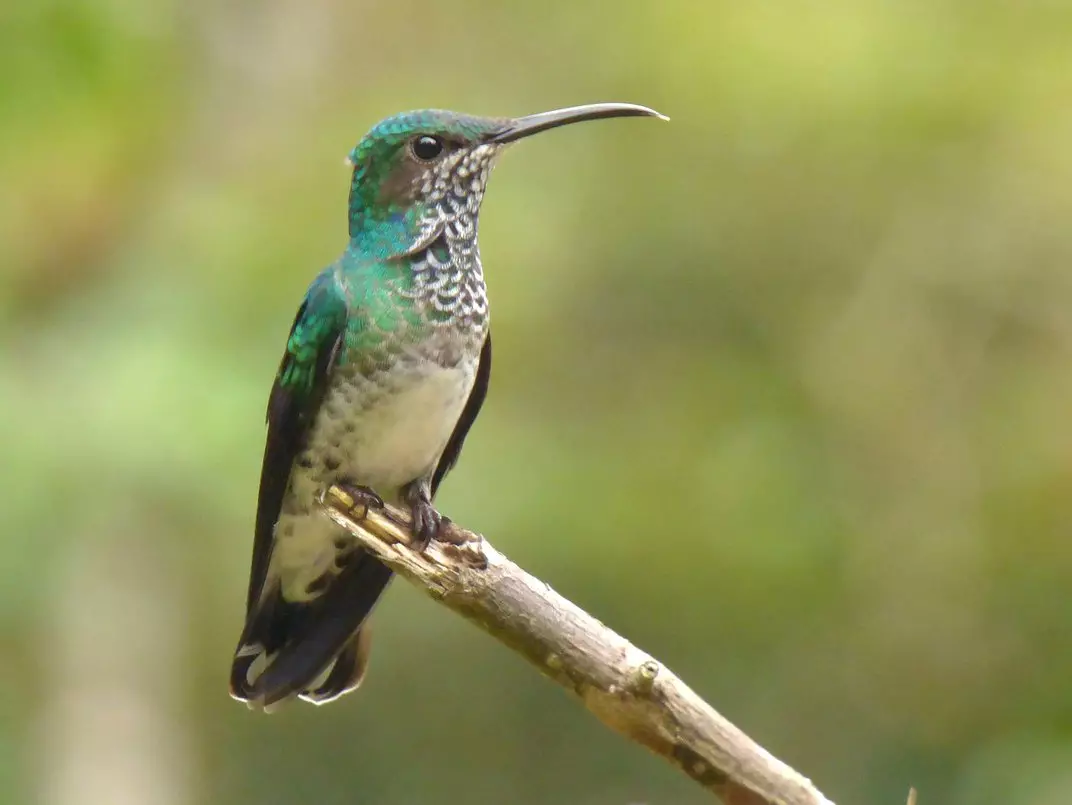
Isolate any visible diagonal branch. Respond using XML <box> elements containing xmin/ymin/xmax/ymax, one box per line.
<box><xmin>321</xmin><ymin>485</ymin><xmax>836</xmax><ymax>805</ymax></box>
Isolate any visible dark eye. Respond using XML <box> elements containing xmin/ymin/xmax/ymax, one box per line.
<box><xmin>411</xmin><ymin>135</ymin><xmax>444</xmax><ymax>161</ymax></box>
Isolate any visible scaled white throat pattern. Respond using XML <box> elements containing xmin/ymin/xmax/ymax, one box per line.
<box><xmin>408</xmin><ymin>143</ymin><xmax>498</xmax><ymax>245</ymax></box>
<box><xmin>402</xmin><ymin>143</ymin><xmax>498</xmax><ymax>333</ymax></box>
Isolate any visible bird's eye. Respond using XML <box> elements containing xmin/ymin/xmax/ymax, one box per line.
<box><xmin>410</xmin><ymin>135</ymin><xmax>445</xmax><ymax>161</ymax></box>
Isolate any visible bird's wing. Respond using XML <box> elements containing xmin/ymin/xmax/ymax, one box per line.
<box><xmin>245</xmin><ymin>274</ymin><xmax>347</xmax><ymax>612</ymax></box>
<box><xmin>430</xmin><ymin>330</ymin><xmax>492</xmax><ymax>497</ymax></box>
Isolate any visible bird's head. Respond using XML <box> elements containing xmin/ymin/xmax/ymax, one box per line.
<box><xmin>345</xmin><ymin>103</ymin><xmax>667</xmax><ymax>259</ymax></box>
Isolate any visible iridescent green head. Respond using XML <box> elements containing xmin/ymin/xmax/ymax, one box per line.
<box><xmin>345</xmin><ymin>103</ymin><xmax>668</xmax><ymax>259</ymax></box>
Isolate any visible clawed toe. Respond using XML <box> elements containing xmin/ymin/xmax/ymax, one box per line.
<box><xmin>410</xmin><ymin>500</ymin><xmax>443</xmax><ymax>550</ymax></box>
<box><xmin>335</xmin><ymin>483</ymin><xmax>384</xmax><ymax>515</ymax></box>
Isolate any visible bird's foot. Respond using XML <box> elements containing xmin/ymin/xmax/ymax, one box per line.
<box><xmin>400</xmin><ymin>480</ymin><xmax>444</xmax><ymax>551</ymax></box>
<box><xmin>409</xmin><ymin>500</ymin><xmax>443</xmax><ymax>551</ymax></box>
<box><xmin>333</xmin><ymin>483</ymin><xmax>384</xmax><ymax>519</ymax></box>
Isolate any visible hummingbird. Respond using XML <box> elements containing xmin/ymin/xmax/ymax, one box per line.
<box><xmin>230</xmin><ymin>102</ymin><xmax>667</xmax><ymax>709</ymax></box>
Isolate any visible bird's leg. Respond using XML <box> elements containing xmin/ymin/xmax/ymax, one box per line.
<box><xmin>399</xmin><ymin>477</ymin><xmax>444</xmax><ymax>550</ymax></box>
<box><xmin>333</xmin><ymin>482</ymin><xmax>384</xmax><ymax>519</ymax></box>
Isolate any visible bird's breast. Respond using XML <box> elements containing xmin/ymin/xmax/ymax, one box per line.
<box><xmin>307</xmin><ymin>354</ymin><xmax>478</xmax><ymax>496</ymax></box>
<box><xmin>272</xmin><ymin>356</ymin><xmax>477</xmax><ymax>602</ymax></box>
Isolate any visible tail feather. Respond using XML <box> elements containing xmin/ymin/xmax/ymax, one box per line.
<box><xmin>298</xmin><ymin>626</ymin><xmax>373</xmax><ymax>705</ymax></box>
<box><xmin>230</xmin><ymin>553</ymin><xmax>394</xmax><ymax>708</ymax></box>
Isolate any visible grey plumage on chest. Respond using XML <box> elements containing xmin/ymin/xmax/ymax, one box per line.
<box><xmin>272</xmin><ymin>331</ymin><xmax>484</xmax><ymax>601</ymax></box>
<box><xmin>310</xmin><ymin>346</ymin><xmax>478</xmax><ymax>492</ymax></box>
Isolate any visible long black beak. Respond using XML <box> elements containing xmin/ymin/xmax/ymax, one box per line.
<box><xmin>488</xmin><ymin>102</ymin><xmax>668</xmax><ymax>144</ymax></box>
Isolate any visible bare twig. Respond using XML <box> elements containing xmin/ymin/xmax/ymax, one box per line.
<box><xmin>321</xmin><ymin>485</ymin><xmax>836</xmax><ymax>805</ymax></box>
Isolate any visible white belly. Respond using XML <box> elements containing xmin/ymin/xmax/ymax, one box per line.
<box><xmin>341</xmin><ymin>362</ymin><xmax>474</xmax><ymax>489</ymax></box>
<box><xmin>271</xmin><ymin>359</ymin><xmax>476</xmax><ymax>600</ymax></box>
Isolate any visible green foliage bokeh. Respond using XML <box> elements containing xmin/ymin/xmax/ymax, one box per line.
<box><xmin>2</xmin><ymin>1</ymin><xmax>1071</xmax><ymax>803</ymax></box>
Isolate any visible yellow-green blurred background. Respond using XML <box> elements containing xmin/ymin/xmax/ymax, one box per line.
<box><xmin>3</xmin><ymin>0</ymin><xmax>1072</xmax><ymax>803</ymax></box>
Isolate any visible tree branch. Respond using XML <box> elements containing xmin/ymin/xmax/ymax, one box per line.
<box><xmin>321</xmin><ymin>485</ymin><xmax>836</xmax><ymax>805</ymax></box>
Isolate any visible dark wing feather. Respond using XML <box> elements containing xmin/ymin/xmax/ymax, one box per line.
<box><xmin>244</xmin><ymin>276</ymin><xmax>347</xmax><ymax>612</ymax></box>
<box><xmin>431</xmin><ymin>330</ymin><xmax>492</xmax><ymax>497</ymax></box>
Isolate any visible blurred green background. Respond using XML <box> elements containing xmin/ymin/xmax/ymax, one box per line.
<box><xmin>3</xmin><ymin>0</ymin><xmax>1072</xmax><ymax>803</ymax></box>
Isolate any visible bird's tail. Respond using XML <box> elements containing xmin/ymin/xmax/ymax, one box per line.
<box><xmin>229</xmin><ymin>553</ymin><xmax>394</xmax><ymax>708</ymax></box>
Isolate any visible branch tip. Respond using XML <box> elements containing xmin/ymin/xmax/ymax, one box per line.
<box><xmin>319</xmin><ymin>491</ymin><xmax>845</xmax><ymax>805</ymax></box>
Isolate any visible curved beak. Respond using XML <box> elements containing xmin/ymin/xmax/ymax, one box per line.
<box><xmin>488</xmin><ymin>102</ymin><xmax>668</xmax><ymax>144</ymax></box>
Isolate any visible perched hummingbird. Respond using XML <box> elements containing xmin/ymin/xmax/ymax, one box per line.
<box><xmin>230</xmin><ymin>102</ymin><xmax>666</xmax><ymax>708</ymax></box>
